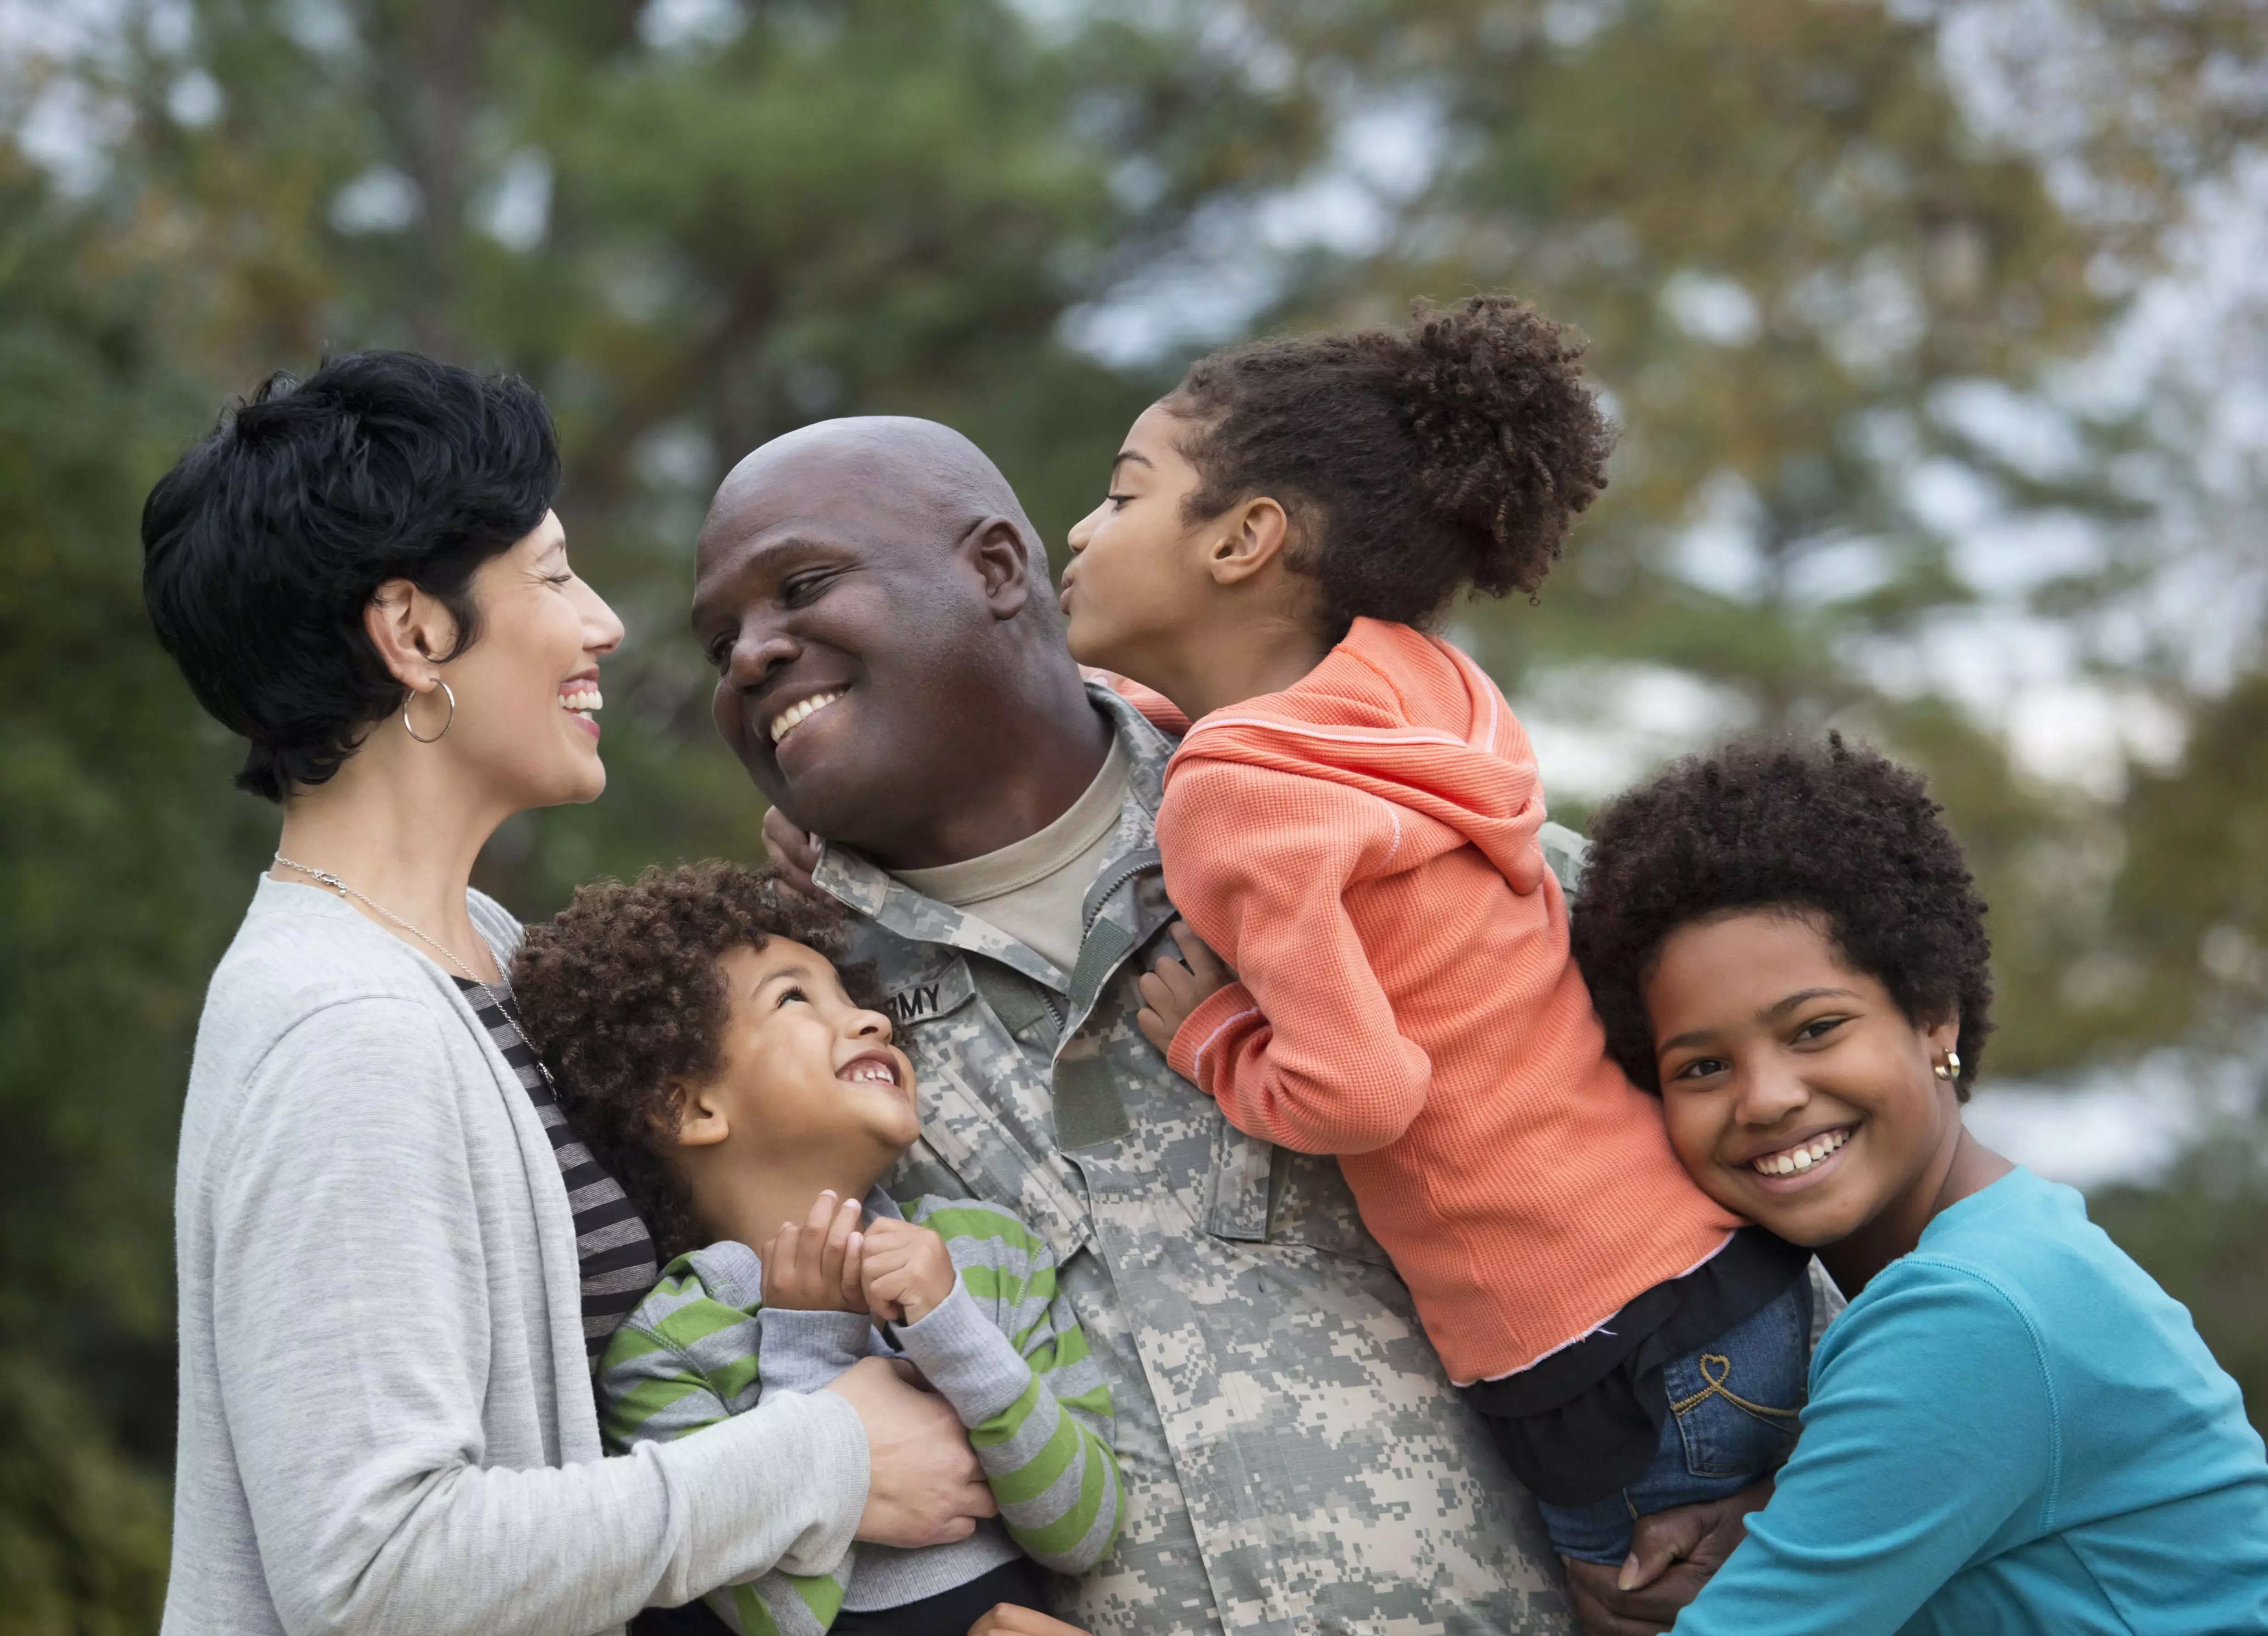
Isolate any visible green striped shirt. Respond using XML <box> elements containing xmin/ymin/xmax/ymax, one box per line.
<box><xmin>597</xmin><ymin>1193</ymin><xmax>1121</xmax><ymax>1635</ymax></box>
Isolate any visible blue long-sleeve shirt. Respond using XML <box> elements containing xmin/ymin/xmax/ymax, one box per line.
<box><xmin>1675</xmin><ymin>1166</ymin><xmax>2268</xmax><ymax>1636</ymax></box>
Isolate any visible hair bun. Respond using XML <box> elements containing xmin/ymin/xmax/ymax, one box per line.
<box><xmin>1395</xmin><ymin>295</ymin><xmax>1616</xmax><ymax>598</ymax></box>
<box><xmin>1172</xmin><ymin>291</ymin><xmax>1617</xmax><ymax>633</ymax></box>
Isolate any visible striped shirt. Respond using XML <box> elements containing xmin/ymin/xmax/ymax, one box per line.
<box><xmin>597</xmin><ymin>1192</ymin><xmax>1123</xmax><ymax>1635</ymax></box>
<box><xmin>456</xmin><ymin>977</ymin><xmax>659</xmax><ymax>1364</ymax></box>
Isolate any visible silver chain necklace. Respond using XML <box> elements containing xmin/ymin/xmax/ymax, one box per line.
<box><xmin>273</xmin><ymin>852</ymin><xmax>556</xmax><ymax>1088</ymax></box>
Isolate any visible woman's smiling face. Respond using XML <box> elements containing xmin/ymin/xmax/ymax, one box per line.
<box><xmin>436</xmin><ymin>511</ymin><xmax>623</xmax><ymax>809</ymax></box>
<box><xmin>1645</xmin><ymin>909</ymin><xmax>1963</xmax><ymax>1250</ymax></box>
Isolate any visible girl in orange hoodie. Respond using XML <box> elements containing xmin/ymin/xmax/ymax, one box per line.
<box><xmin>1060</xmin><ymin>295</ymin><xmax>1815</xmax><ymax>1572</ymax></box>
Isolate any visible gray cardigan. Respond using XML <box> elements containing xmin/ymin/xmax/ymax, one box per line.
<box><xmin>164</xmin><ymin>877</ymin><xmax>870</xmax><ymax>1636</ymax></box>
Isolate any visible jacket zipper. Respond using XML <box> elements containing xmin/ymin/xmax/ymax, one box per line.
<box><xmin>1083</xmin><ymin>852</ymin><xmax>1160</xmax><ymax>933</ymax></box>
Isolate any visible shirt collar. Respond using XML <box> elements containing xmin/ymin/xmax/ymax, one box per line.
<box><xmin>811</xmin><ymin>681</ymin><xmax>1174</xmax><ymax>987</ymax></box>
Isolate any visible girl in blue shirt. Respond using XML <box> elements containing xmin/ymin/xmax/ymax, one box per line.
<box><xmin>1566</xmin><ymin>734</ymin><xmax>2268</xmax><ymax>1636</ymax></box>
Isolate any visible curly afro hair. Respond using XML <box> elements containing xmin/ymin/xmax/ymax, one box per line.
<box><xmin>1568</xmin><ymin>734</ymin><xmax>1994</xmax><ymax>1101</ymax></box>
<box><xmin>509</xmin><ymin>859</ymin><xmax>877</xmax><ymax>1260</ymax></box>
<box><xmin>1169</xmin><ymin>293</ymin><xmax>1617</xmax><ymax>642</ymax></box>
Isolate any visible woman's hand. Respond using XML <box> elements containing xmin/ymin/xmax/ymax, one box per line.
<box><xmin>762</xmin><ymin>807</ymin><xmax>827</xmax><ymax>905</ymax></box>
<box><xmin>822</xmin><ymin>1357</ymin><xmax>997</xmax><ymax>1548</ymax></box>
<box><xmin>760</xmin><ymin>1192</ymin><xmax>867</xmax><ymax>1313</ymax></box>
<box><xmin>966</xmin><ymin>1606</ymin><xmax>1092</xmax><ymax>1636</ymax></box>
<box><xmin>1560</xmin><ymin>1480</ymin><xmax>1773</xmax><ymax>1636</ymax></box>
<box><xmin>860</xmin><ymin>1218</ymin><xmax>957</xmax><ymax>1325</ymax></box>
<box><xmin>1134</xmin><ymin>922</ymin><xmax>1236</xmax><ymax>1055</ymax></box>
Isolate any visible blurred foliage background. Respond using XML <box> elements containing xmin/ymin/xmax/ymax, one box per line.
<box><xmin>2</xmin><ymin>0</ymin><xmax>2263</xmax><ymax>1626</ymax></box>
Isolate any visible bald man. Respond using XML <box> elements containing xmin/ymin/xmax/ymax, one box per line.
<box><xmin>691</xmin><ymin>419</ymin><xmax>1573</xmax><ymax>1636</ymax></box>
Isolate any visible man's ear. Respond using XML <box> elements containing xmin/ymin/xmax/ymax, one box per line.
<box><xmin>666</xmin><ymin>1080</ymin><xmax>731</xmax><ymax>1149</ymax></box>
<box><xmin>1205</xmin><ymin>497</ymin><xmax>1293</xmax><ymax>588</ymax></box>
<box><xmin>363</xmin><ymin>578</ymin><xmax>466</xmax><ymax>690</ymax></box>
<box><xmin>968</xmin><ymin>518</ymin><xmax>1035</xmax><ymax>622</ymax></box>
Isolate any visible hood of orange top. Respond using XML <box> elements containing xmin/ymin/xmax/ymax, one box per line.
<box><xmin>1167</xmin><ymin>618</ymin><xmax>1548</xmax><ymax>892</ymax></box>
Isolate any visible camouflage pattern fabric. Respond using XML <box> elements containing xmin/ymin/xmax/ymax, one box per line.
<box><xmin>812</xmin><ymin>685</ymin><xmax>1575</xmax><ymax>1636</ymax></box>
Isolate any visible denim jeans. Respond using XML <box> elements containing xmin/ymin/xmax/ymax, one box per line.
<box><xmin>1537</xmin><ymin>1273</ymin><xmax>1813</xmax><ymax>1564</ymax></box>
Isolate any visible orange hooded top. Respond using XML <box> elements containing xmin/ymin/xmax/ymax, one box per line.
<box><xmin>1155</xmin><ymin>619</ymin><xmax>1739</xmax><ymax>1383</ymax></box>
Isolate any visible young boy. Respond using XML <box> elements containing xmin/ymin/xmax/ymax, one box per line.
<box><xmin>1060</xmin><ymin>295</ymin><xmax>1810</xmax><ymax>1566</ymax></box>
<box><xmin>510</xmin><ymin>861</ymin><xmax>1122</xmax><ymax>1636</ymax></box>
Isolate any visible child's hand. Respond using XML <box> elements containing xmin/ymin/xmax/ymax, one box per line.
<box><xmin>1135</xmin><ymin>922</ymin><xmax>1236</xmax><ymax>1055</ymax></box>
<box><xmin>860</xmin><ymin>1217</ymin><xmax>957</xmax><ymax>1325</ymax></box>
<box><xmin>761</xmin><ymin>807</ymin><xmax>829</xmax><ymax>906</ymax></box>
<box><xmin>760</xmin><ymin>1191</ymin><xmax>868</xmax><ymax>1313</ymax></box>
<box><xmin>966</xmin><ymin>1606</ymin><xmax>1092</xmax><ymax>1636</ymax></box>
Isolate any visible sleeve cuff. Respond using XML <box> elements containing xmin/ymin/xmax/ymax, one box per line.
<box><xmin>642</xmin><ymin>1386</ymin><xmax>870</xmax><ymax>1597</ymax></box>
<box><xmin>889</xmin><ymin>1279</ymin><xmax>1033</xmax><ymax>1427</ymax></box>
<box><xmin>756</xmin><ymin>1307</ymin><xmax>875</xmax><ymax>1397</ymax></box>
<box><xmin>766</xmin><ymin>1391</ymin><xmax>868</xmax><ymax>1578</ymax></box>
<box><xmin>1167</xmin><ymin>979</ymin><xmax>1260</xmax><ymax>1087</ymax></box>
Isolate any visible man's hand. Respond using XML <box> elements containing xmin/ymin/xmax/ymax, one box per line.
<box><xmin>761</xmin><ymin>807</ymin><xmax>827</xmax><ymax>905</ymax></box>
<box><xmin>1560</xmin><ymin>1480</ymin><xmax>1773</xmax><ymax>1636</ymax></box>
<box><xmin>860</xmin><ymin>1217</ymin><xmax>957</xmax><ymax>1325</ymax></box>
<box><xmin>822</xmin><ymin>1356</ymin><xmax>997</xmax><ymax>1548</ymax></box>
<box><xmin>966</xmin><ymin>1607</ymin><xmax>1092</xmax><ymax>1636</ymax></box>
<box><xmin>1134</xmin><ymin>922</ymin><xmax>1236</xmax><ymax>1056</ymax></box>
<box><xmin>760</xmin><ymin>1191</ymin><xmax>867</xmax><ymax>1313</ymax></box>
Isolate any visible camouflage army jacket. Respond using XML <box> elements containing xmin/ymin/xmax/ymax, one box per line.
<box><xmin>813</xmin><ymin>685</ymin><xmax>1574</xmax><ymax>1636</ymax></box>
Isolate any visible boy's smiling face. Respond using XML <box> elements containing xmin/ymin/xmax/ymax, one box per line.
<box><xmin>680</xmin><ymin>937</ymin><xmax>920</xmax><ymax>1180</ymax></box>
<box><xmin>1644</xmin><ymin>909</ymin><xmax>1962</xmax><ymax>1252</ymax></box>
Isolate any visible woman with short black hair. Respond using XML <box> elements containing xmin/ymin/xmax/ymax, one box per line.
<box><xmin>149</xmin><ymin>352</ymin><xmax>992</xmax><ymax>1636</ymax></box>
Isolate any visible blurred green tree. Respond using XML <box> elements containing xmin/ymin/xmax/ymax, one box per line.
<box><xmin>0</xmin><ymin>143</ymin><xmax>257</xmax><ymax>1634</ymax></box>
<box><xmin>1247</xmin><ymin>0</ymin><xmax>2145</xmax><ymax>1078</ymax></box>
<box><xmin>122</xmin><ymin>0</ymin><xmax>1329</xmax><ymax>914</ymax></box>
<box><xmin>2085</xmin><ymin>671</ymin><xmax>2268</xmax><ymax>1421</ymax></box>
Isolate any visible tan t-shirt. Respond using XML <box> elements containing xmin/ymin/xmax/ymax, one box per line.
<box><xmin>895</xmin><ymin>733</ymin><xmax>1129</xmax><ymax>976</ymax></box>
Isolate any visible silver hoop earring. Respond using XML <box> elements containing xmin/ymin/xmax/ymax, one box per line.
<box><xmin>404</xmin><ymin>680</ymin><xmax>455</xmax><ymax>743</ymax></box>
<box><xmin>1934</xmin><ymin>1049</ymin><xmax>1962</xmax><ymax>1082</ymax></box>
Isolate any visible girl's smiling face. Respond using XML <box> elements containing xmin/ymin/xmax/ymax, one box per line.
<box><xmin>1644</xmin><ymin>908</ymin><xmax>1964</xmax><ymax>1253</ymax></box>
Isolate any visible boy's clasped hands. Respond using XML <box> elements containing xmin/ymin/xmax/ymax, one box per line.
<box><xmin>761</xmin><ymin>1188</ymin><xmax>956</xmax><ymax>1326</ymax></box>
<box><xmin>767</xmin><ymin>1192</ymin><xmax>1099</xmax><ymax>1636</ymax></box>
